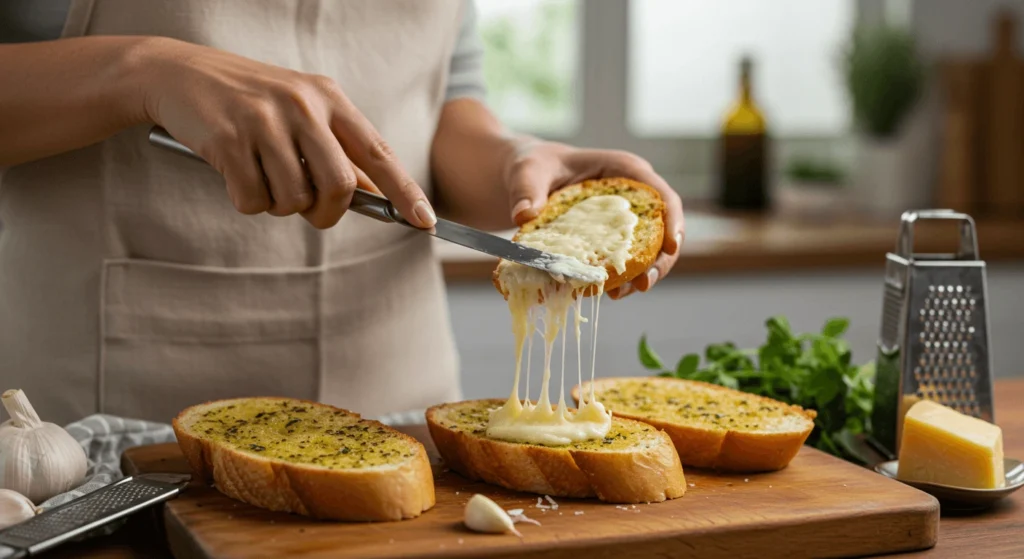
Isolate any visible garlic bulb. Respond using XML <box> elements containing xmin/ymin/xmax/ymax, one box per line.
<box><xmin>464</xmin><ymin>494</ymin><xmax>521</xmax><ymax>537</ymax></box>
<box><xmin>0</xmin><ymin>488</ymin><xmax>38</xmax><ymax>529</ymax></box>
<box><xmin>0</xmin><ymin>389</ymin><xmax>87</xmax><ymax>503</ymax></box>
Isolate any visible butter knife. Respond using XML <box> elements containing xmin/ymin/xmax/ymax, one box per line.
<box><xmin>148</xmin><ymin>126</ymin><xmax>590</xmax><ymax>281</ymax></box>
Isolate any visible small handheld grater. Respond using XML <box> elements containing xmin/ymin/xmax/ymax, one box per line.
<box><xmin>870</xmin><ymin>209</ymin><xmax>995</xmax><ymax>459</ymax></box>
<box><xmin>0</xmin><ymin>473</ymin><xmax>189</xmax><ymax>558</ymax></box>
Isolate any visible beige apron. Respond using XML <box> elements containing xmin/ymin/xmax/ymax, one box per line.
<box><xmin>0</xmin><ymin>0</ymin><xmax>463</xmax><ymax>426</ymax></box>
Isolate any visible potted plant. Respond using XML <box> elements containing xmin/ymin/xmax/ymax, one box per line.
<box><xmin>844</xmin><ymin>24</ymin><xmax>930</xmax><ymax>216</ymax></box>
<box><xmin>777</xmin><ymin>155</ymin><xmax>847</xmax><ymax>220</ymax></box>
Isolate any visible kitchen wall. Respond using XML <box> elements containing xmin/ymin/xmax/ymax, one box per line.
<box><xmin>909</xmin><ymin>0</ymin><xmax>1024</xmax><ymax>57</ymax></box>
<box><xmin>447</xmin><ymin>263</ymin><xmax>1024</xmax><ymax>401</ymax></box>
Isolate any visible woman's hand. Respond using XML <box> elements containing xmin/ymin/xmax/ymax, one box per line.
<box><xmin>503</xmin><ymin>139</ymin><xmax>685</xmax><ymax>299</ymax></box>
<box><xmin>140</xmin><ymin>38</ymin><xmax>436</xmax><ymax>230</ymax></box>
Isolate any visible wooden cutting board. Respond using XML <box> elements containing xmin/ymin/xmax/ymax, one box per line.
<box><xmin>122</xmin><ymin>426</ymin><xmax>938</xmax><ymax>559</ymax></box>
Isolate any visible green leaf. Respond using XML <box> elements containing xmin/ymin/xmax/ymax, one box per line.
<box><xmin>638</xmin><ymin>335</ymin><xmax>665</xmax><ymax>371</ymax></box>
<box><xmin>705</xmin><ymin>342</ymin><xmax>737</xmax><ymax>362</ymax></box>
<box><xmin>823</xmin><ymin>318</ymin><xmax>850</xmax><ymax>338</ymax></box>
<box><xmin>812</xmin><ymin>339</ymin><xmax>840</xmax><ymax>367</ymax></box>
<box><xmin>817</xmin><ymin>369</ymin><xmax>846</xmax><ymax>409</ymax></box>
<box><xmin>675</xmin><ymin>354</ymin><xmax>701</xmax><ymax>377</ymax></box>
<box><xmin>716</xmin><ymin>373</ymin><xmax>740</xmax><ymax>390</ymax></box>
<box><xmin>766</xmin><ymin>316</ymin><xmax>793</xmax><ymax>340</ymax></box>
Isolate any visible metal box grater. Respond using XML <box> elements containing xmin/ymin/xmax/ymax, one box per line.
<box><xmin>870</xmin><ymin>210</ymin><xmax>995</xmax><ymax>459</ymax></box>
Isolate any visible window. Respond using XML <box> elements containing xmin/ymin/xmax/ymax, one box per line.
<box><xmin>474</xmin><ymin>0</ymin><xmax>859</xmax><ymax>198</ymax></box>
<box><xmin>476</xmin><ymin>0</ymin><xmax>581</xmax><ymax>136</ymax></box>
<box><xmin>628</xmin><ymin>0</ymin><xmax>855</xmax><ymax>137</ymax></box>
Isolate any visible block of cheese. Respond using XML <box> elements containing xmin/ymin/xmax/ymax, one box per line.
<box><xmin>897</xmin><ymin>400</ymin><xmax>1005</xmax><ymax>489</ymax></box>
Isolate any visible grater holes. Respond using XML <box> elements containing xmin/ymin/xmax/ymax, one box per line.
<box><xmin>915</xmin><ymin>282</ymin><xmax>983</xmax><ymax>418</ymax></box>
<box><xmin>0</xmin><ymin>481</ymin><xmax>166</xmax><ymax>543</ymax></box>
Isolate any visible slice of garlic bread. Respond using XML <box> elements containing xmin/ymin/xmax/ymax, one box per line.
<box><xmin>172</xmin><ymin>397</ymin><xmax>434</xmax><ymax>521</ymax></box>
<box><xmin>426</xmin><ymin>399</ymin><xmax>686</xmax><ymax>504</ymax></box>
<box><xmin>574</xmin><ymin>377</ymin><xmax>816</xmax><ymax>473</ymax></box>
<box><xmin>493</xmin><ymin>177</ymin><xmax>666</xmax><ymax>297</ymax></box>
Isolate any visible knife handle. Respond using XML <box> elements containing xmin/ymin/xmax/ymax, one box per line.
<box><xmin>147</xmin><ymin>126</ymin><xmax>402</xmax><ymax>224</ymax></box>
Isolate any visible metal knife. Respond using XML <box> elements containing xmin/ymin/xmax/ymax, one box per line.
<box><xmin>148</xmin><ymin>127</ymin><xmax>591</xmax><ymax>281</ymax></box>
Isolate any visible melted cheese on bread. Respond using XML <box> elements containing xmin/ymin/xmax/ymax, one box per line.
<box><xmin>489</xmin><ymin>195</ymin><xmax>638</xmax><ymax>446</ymax></box>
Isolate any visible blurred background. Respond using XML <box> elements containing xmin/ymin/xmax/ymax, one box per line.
<box><xmin>446</xmin><ymin>0</ymin><xmax>1024</xmax><ymax>400</ymax></box>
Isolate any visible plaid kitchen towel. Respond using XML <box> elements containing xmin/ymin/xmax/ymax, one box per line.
<box><xmin>29</xmin><ymin>414</ymin><xmax>175</xmax><ymax>539</ymax></box>
<box><xmin>39</xmin><ymin>414</ymin><xmax>177</xmax><ymax>510</ymax></box>
<box><xmin>374</xmin><ymin>408</ymin><xmax>427</xmax><ymax>426</ymax></box>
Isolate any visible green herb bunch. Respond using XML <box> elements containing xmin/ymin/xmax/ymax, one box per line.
<box><xmin>638</xmin><ymin>317</ymin><xmax>876</xmax><ymax>463</ymax></box>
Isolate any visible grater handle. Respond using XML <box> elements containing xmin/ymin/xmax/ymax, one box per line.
<box><xmin>896</xmin><ymin>209</ymin><xmax>979</xmax><ymax>260</ymax></box>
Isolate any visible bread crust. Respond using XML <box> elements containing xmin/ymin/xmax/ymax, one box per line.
<box><xmin>573</xmin><ymin>378</ymin><xmax>816</xmax><ymax>473</ymax></box>
<box><xmin>172</xmin><ymin>397</ymin><xmax>435</xmax><ymax>522</ymax></box>
<box><xmin>425</xmin><ymin>399</ymin><xmax>686</xmax><ymax>504</ymax></box>
<box><xmin>492</xmin><ymin>177</ymin><xmax>666</xmax><ymax>298</ymax></box>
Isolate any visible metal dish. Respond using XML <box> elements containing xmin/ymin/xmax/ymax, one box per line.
<box><xmin>874</xmin><ymin>458</ymin><xmax>1024</xmax><ymax>511</ymax></box>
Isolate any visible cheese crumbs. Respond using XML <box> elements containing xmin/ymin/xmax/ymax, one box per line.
<box><xmin>489</xmin><ymin>195</ymin><xmax>639</xmax><ymax>446</ymax></box>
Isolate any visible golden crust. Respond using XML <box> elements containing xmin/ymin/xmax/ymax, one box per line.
<box><xmin>573</xmin><ymin>378</ymin><xmax>816</xmax><ymax>473</ymax></box>
<box><xmin>425</xmin><ymin>399</ymin><xmax>687</xmax><ymax>504</ymax></box>
<box><xmin>172</xmin><ymin>397</ymin><xmax>435</xmax><ymax>522</ymax></box>
<box><xmin>492</xmin><ymin>177</ymin><xmax>667</xmax><ymax>298</ymax></box>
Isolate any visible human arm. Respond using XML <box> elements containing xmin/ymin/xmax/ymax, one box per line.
<box><xmin>0</xmin><ymin>36</ymin><xmax>436</xmax><ymax>229</ymax></box>
<box><xmin>431</xmin><ymin>1</ymin><xmax>683</xmax><ymax>295</ymax></box>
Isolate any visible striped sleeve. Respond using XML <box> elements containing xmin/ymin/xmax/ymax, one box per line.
<box><xmin>446</xmin><ymin>0</ymin><xmax>487</xmax><ymax>102</ymax></box>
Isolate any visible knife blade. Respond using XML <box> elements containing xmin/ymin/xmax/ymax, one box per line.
<box><xmin>147</xmin><ymin>126</ymin><xmax>596</xmax><ymax>282</ymax></box>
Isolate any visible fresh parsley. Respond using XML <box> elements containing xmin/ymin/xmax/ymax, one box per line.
<box><xmin>638</xmin><ymin>316</ymin><xmax>876</xmax><ymax>464</ymax></box>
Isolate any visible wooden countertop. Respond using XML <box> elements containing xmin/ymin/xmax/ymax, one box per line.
<box><xmin>438</xmin><ymin>210</ymin><xmax>1024</xmax><ymax>281</ymax></box>
<box><xmin>51</xmin><ymin>379</ymin><xmax>1024</xmax><ymax>559</ymax></box>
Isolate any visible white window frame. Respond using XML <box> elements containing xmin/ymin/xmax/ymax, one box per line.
<box><xmin>528</xmin><ymin>0</ymin><xmax>876</xmax><ymax>199</ymax></box>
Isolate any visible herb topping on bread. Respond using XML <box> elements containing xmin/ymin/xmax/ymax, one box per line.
<box><xmin>575</xmin><ymin>377</ymin><xmax>816</xmax><ymax>472</ymax></box>
<box><xmin>173</xmin><ymin>397</ymin><xmax>435</xmax><ymax>521</ymax></box>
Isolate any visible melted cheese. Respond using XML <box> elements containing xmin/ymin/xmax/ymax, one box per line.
<box><xmin>489</xmin><ymin>195</ymin><xmax>638</xmax><ymax>446</ymax></box>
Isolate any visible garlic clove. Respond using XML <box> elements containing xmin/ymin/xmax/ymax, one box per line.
<box><xmin>0</xmin><ymin>389</ymin><xmax>88</xmax><ymax>503</ymax></box>
<box><xmin>464</xmin><ymin>494</ymin><xmax>522</xmax><ymax>537</ymax></box>
<box><xmin>0</xmin><ymin>488</ymin><xmax>38</xmax><ymax>529</ymax></box>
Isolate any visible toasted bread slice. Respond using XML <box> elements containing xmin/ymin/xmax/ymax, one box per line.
<box><xmin>573</xmin><ymin>377</ymin><xmax>817</xmax><ymax>473</ymax></box>
<box><xmin>426</xmin><ymin>399</ymin><xmax>686</xmax><ymax>503</ymax></box>
<box><xmin>172</xmin><ymin>397</ymin><xmax>434</xmax><ymax>522</ymax></box>
<box><xmin>493</xmin><ymin>177</ymin><xmax>666</xmax><ymax>298</ymax></box>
